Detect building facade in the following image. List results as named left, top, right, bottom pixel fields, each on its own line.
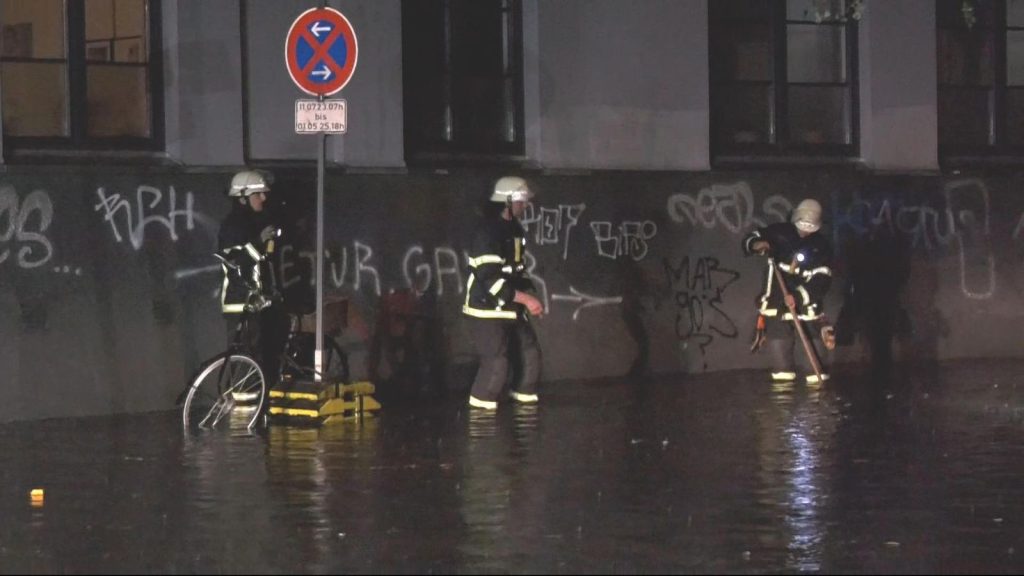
left=2, top=0, right=1021, bottom=421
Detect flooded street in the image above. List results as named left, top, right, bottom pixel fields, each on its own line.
left=2, top=360, right=1023, bottom=573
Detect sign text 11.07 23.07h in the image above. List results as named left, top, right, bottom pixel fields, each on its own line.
left=295, top=99, right=347, bottom=134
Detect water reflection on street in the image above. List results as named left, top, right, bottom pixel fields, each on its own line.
left=2, top=360, right=1024, bottom=573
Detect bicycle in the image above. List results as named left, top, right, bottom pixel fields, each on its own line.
left=181, top=258, right=350, bottom=433
left=180, top=286, right=273, bottom=433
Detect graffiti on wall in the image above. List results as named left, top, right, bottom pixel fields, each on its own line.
left=94, top=185, right=196, bottom=251
left=521, top=203, right=586, bottom=260
left=663, top=255, right=740, bottom=363
left=273, top=239, right=621, bottom=321
left=590, top=220, right=658, bottom=261
left=522, top=202, right=658, bottom=261
left=550, top=287, right=623, bottom=321
left=0, top=186, right=55, bottom=270
left=833, top=179, right=996, bottom=300
left=666, top=181, right=792, bottom=233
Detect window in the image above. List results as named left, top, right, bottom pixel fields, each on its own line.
left=0, top=0, right=161, bottom=151
left=401, top=0, right=524, bottom=162
left=937, top=0, right=1024, bottom=155
left=709, top=0, right=858, bottom=158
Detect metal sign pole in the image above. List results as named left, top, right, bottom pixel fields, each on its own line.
left=315, top=93, right=325, bottom=382
left=286, top=0, right=357, bottom=385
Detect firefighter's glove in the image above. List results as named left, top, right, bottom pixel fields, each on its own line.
left=260, top=226, right=278, bottom=244
left=246, top=295, right=271, bottom=313
left=821, top=325, right=836, bottom=350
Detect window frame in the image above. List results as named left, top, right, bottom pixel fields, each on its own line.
left=709, top=0, right=860, bottom=161
left=1, top=0, right=164, bottom=153
left=400, top=0, right=526, bottom=165
left=936, top=0, right=1024, bottom=159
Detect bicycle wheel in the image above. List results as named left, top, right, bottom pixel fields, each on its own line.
left=182, top=354, right=266, bottom=432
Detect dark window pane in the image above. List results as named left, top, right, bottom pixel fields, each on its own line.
left=710, top=0, right=771, bottom=21
left=451, top=75, right=512, bottom=150
left=937, top=29, right=995, bottom=85
left=713, top=84, right=773, bottom=145
left=972, top=0, right=998, bottom=27
left=942, top=0, right=996, bottom=28
left=1, top=62, right=68, bottom=136
left=1005, top=88, right=1024, bottom=145
left=937, top=0, right=969, bottom=27
left=938, top=87, right=993, bottom=146
left=786, top=0, right=845, bottom=22
left=87, top=64, right=150, bottom=137
left=787, top=24, right=846, bottom=82
left=402, top=0, right=522, bottom=157
left=407, top=81, right=452, bottom=145
left=787, top=85, right=850, bottom=144
left=401, top=0, right=447, bottom=73
left=711, top=22, right=772, bottom=82
left=938, top=0, right=996, bottom=28
left=501, top=77, right=517, bottom=143
left=450, top=0, right=504, bottom=74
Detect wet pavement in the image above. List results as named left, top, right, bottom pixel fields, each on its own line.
left=2, top=359, right=1024, bottom=574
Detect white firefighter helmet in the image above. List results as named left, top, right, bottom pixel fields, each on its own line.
left=228, top=170, right=271, bottom=197
left=490, top=176, right=533, bottom=203
left=791, top=198, right=822, bottom=233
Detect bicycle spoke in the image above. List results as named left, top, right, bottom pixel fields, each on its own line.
left=198, top=397, right=229, bottom=428
left=184, top=354, right=266, bottom=433
left=209, top=396, right=235, bottom=428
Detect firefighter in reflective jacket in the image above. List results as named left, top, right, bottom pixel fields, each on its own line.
left=217, top=169, right=288, bottom=383
left=462, top=176, right=545, bottom=410
left=743, top=199, right=836, bottom=384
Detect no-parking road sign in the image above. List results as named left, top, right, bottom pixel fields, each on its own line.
left=285, top=7, right=358, bottom=96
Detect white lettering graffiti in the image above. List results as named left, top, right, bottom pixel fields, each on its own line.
left=0, top=186, right=54, bottom=269
left=946, top=179, right=995, bottom=300
left=521, top=203, right=587, bottom=259
left=666, top=181, right=791, bottom=233
left=94, top=185, right=195, bottom=250
left=354, top=241, right=381, bottom=296
left=590, top=220, right=657, bottom=260
left=274, top=242, right=382, bottom=298
left=401, top=245, right=464, bottom=296
left=403, top=246, right=431, bottom=294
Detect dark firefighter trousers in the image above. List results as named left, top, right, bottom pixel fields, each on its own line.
left=468, top=317, right=541, bottom=402
left=225, top=307, right=289, bottom=388
left=767, top=317, right=829, bottom=380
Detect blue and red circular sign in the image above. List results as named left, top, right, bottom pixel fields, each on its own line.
left=285, top=7, right=358, bottom=96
